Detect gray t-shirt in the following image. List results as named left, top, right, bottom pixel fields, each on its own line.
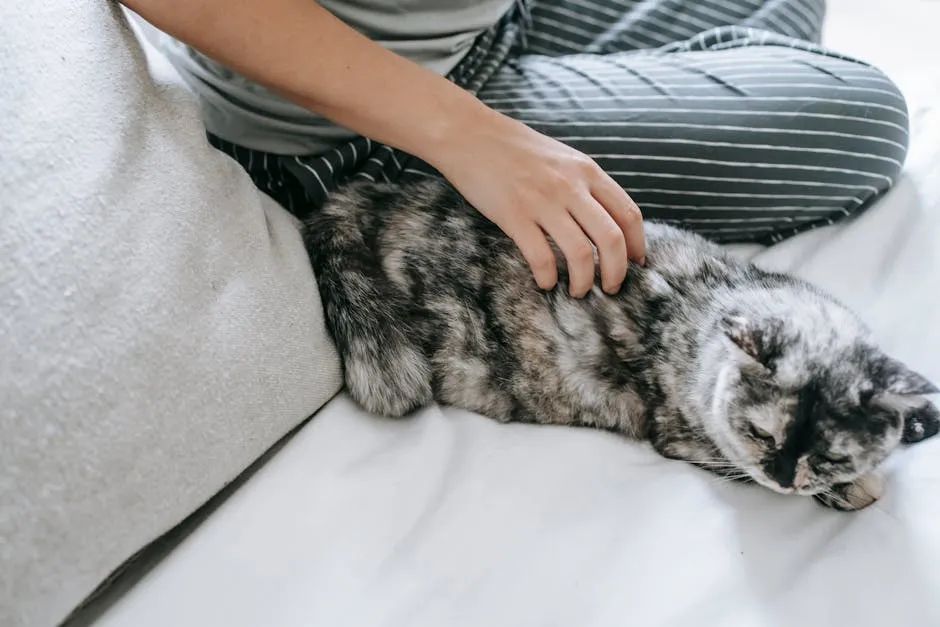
left=159, top=0, right=517, bottom=155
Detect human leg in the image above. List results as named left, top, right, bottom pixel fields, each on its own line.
left=522, top=0, right=826, bottom=54
left=468, top=25, right=908, bottom=243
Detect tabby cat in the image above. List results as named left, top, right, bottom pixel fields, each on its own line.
left=302, top=179, right=939, bottom=511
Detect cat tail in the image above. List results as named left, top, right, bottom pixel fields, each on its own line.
left=302, top=196, right=433, bottom=418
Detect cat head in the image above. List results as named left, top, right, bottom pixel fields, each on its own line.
left=704, top=295, right=938, bottom=497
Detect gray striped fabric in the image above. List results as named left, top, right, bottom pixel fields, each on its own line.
left=211, top=0, right=909, bottom=244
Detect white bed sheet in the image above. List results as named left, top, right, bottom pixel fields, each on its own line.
left=91, top=2, right=940, bottom=626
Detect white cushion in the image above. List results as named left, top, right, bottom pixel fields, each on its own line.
left=0, top=3, right=342, bottom=626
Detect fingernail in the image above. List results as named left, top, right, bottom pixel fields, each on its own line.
left=639, top=256, right=647, bottom=267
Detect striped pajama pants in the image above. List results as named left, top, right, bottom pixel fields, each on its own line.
left=211, top=0, right=909, bottom=244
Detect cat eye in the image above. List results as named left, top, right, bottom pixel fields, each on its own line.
left=748, top=424, right=774, bottom=441
left=820, top=452, right=850, bottom=464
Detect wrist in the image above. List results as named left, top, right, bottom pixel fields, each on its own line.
left=408, top=84, right=498, bottom=168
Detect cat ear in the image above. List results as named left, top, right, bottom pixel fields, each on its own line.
left=872, top=356, right=939, bottom=397
left=720, top=313, right=782, bottom=369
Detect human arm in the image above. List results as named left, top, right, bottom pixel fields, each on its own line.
left=120, top=0, right=646, bottom=296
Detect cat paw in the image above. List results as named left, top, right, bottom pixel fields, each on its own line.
left=902, top=401, right=940, bottom=444
left=652, top=438, right=692, bottom=461
left=813, top=472, right=885, bottom=512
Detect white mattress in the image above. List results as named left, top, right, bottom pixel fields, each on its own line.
left=90, top=2, right=940, bottom=626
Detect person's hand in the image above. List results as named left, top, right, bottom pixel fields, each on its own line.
left=429, top=106, right=646, bottom=298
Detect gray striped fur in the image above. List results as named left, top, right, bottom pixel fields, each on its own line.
left=304, top=178, right=938, bottom=512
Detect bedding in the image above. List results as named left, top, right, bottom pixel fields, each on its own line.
left=77, top=1, right=940, bottom=626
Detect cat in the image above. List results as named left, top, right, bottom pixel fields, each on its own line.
left=302, top=178, right=940, bottom=512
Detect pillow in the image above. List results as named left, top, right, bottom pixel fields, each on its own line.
left=0, top=3, right=343, bottom=626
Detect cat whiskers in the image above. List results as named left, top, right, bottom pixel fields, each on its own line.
left=692, top=459, right=748, bottom=473
left=702, top=472, right=752, bottom=489
left=689, top=459, right=752, bottom=485
left=690, top=460, right=739, bottom=468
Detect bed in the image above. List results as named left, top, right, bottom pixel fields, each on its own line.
left=83, top=2, right=940, bottom=625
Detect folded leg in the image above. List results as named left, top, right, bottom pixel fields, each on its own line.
left=464, top=26, right=908, bottom=244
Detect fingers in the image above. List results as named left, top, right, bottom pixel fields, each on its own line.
left=540, top=211, right=598, bottom=298
left=569, top=194, right=628, bottom=295
left=463, top=144, right=644, bottom=298
left=592, top=171, right=647, bottom=266
left=515, top=174, right=645, bottom=298
left=507, top=220, right=559, bottom=291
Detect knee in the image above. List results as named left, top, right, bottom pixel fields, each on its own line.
left=775, top=54, right=910, bottom=222
left=753, top=56, right=912, bottom=241
left=815, top=58, right=910, bottom=192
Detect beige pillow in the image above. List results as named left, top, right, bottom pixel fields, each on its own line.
left=0, top=3, right=342, bottom=626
